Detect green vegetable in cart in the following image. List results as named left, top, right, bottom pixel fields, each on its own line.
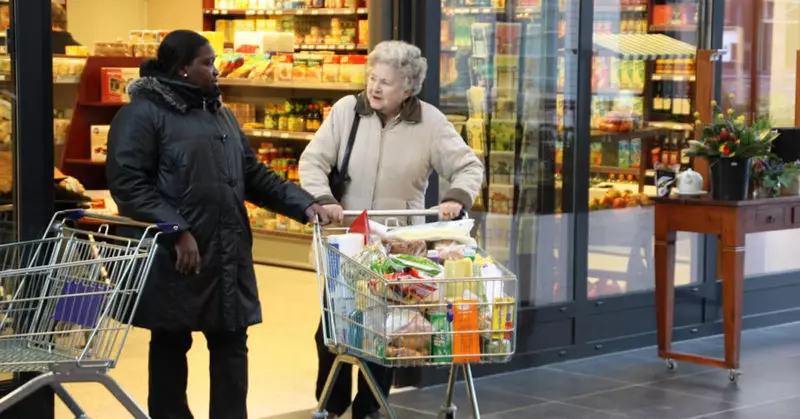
left=390, top=254, right=443, bottom=276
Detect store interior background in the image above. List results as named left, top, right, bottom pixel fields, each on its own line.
left=14, top=0, right=800, bottom=417
left=56, top=1, right=352, bottom=418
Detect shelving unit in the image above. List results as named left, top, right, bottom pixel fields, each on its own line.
left=200, top=0, right=372, bottom=270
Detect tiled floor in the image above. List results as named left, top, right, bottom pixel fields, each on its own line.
left=269, top=322, right=800, bottom=419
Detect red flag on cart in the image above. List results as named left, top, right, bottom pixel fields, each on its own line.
left=349, top=210, right=370, bottom=245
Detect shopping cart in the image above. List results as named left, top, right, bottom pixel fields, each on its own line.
left=312, top=210, right=518, bottom=419
left=0, top=209, right=178, bottom=419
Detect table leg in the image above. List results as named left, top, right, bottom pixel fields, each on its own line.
left=720, top=228, right=745, bottom=371
left=654, top=212, right=676, bottom=357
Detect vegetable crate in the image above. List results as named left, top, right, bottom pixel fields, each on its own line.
left=312, top=210, right=519, bottom=419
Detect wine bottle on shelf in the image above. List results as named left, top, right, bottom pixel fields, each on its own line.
left=662, top=81, right=673, bottom=114
left=660, top=136, right=671, bottom=164
left=680, top=137, right=692, bottom=167
left=653, top=81, right=663, bottom=112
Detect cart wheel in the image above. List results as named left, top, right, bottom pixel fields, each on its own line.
left=438, top=404, right=457, bottom=419
left=665, top=358, right=677, bottom=371
left=729, top=369, right=741, bottom=383
left=311, top=411, right=328, bottom=419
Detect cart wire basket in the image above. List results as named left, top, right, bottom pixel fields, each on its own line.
left=312, top=210, right=518, bottom=419
left=0, top=209, right=177, bottom=419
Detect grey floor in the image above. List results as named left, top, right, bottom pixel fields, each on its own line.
left=267, top=321, right=800, bottom=419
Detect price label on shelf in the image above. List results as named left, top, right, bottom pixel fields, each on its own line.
left=326, top=9, right=335, bottom=15
left=256, top=10, right=265, bottom=15
left=275, top=10, right=283, bottom=14
left=212, top=9, right=220, bottom=14
left=481, top=7, right=491, bottom=13
left=674, top=76, right=684, bottom=81
left=346, top=44, right=355, bottom=50
left=246, top=10, right=255, bottom=15
left=220, top=10, right=228, bottom=15
left=280, top=133, right=290, bottom=139
left=252, top=130, right=264, bottom=137
left=311, top=9, right=320, bottom=15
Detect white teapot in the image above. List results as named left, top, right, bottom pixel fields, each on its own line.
left=675, top=169, right=704, bottom=195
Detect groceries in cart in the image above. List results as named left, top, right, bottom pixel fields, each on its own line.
left=318, top=211, right=517, bottom=367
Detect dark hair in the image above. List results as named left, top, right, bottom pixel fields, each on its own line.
left=156, top=30, right=210, bottom=76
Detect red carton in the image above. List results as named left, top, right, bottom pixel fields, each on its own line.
left=100, top=67, right=139, bottom=103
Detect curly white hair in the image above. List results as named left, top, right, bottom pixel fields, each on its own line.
left=367, top=40, right=428, bottom=96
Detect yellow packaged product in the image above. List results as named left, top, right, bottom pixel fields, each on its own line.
left=490, top=297, right=514, bottom=340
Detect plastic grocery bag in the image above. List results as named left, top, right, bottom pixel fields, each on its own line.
left=386, top=219, right=477, bottom=247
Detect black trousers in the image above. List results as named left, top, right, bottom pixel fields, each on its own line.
left=148, top=329, right=249, bottom=419
left=315, top=317, right=393, bottom=419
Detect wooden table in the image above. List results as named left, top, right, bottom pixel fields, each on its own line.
left=654, top=195, right=800, bottom=382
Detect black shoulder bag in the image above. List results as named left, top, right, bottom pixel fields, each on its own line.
left=328, top=109, right=361, bottom=202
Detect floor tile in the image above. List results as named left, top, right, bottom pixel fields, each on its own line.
left=567, top=385, right=732, bottom=419
left=698, top=395, right=800, bottom=419
left=484, top=401, right=624, bottom=419
left=550, top=350, right=714, bottom=385
left=389, top=380, right=546, bottom=415
left=477, top=367, right=630, bottom=401
left=262, top=405, right=435, bottom=419
left=646, top=367, right=800, bottom=407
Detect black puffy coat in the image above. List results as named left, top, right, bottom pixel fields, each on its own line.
left=106, top=69, right=315, bottom=332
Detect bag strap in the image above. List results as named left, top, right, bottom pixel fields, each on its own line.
left=338, top=100, right=361, bottom=180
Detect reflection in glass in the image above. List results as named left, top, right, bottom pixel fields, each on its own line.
left=439, top=0, right=579, bottom=306
left=586, top=0, right=703, bottom=298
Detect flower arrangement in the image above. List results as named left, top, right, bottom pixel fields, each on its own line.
left=752, top=158, right=800, bottom=196
left=686, top=94, right=779, bottom=160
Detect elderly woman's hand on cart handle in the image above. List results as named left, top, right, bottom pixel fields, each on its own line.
left=306, top=203, right=332, bottom=225
left=436, top=202, right=464, bottom=221
left=320, top=204, right=344, bottom=224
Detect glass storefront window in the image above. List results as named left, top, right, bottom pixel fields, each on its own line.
left=586, top=0, right=703, bottom=298
left=439, top=0, right=581, bottom=306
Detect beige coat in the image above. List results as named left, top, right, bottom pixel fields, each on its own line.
left=299, top=93, right=484, bottom=224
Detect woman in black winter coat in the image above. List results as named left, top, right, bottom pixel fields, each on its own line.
left=106, top=30, right=329, bottom=419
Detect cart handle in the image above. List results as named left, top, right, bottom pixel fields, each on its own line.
left=340, top=209, right=468, bottom=219
left=58, top=209, right=180, bottom=233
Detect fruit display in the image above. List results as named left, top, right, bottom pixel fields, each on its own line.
left=597, top=111, right=642, bottom=133
left=589, top=188, right=651, bottom=211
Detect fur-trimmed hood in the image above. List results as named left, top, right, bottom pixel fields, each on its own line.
left=127, top=77, right=222, bottom=113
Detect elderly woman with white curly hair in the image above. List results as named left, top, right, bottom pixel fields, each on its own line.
left=300, top=40, right=484, bottom=419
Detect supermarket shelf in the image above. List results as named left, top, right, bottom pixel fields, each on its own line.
left=244, top=129, right=314, bottom=141
left=555, top=164, right=640, bottom=176
left=54, top=76, right=81, bottom=84
left=218, top=78, right=364, bottom=91
left=294, top=43, right=368, bottom=51
left=592, top=88, right=644, bottom=96
left=589, top=166, right=641, bottom=176
left=78, top=101, right=127, bottom=107
left=252, top=228, right=311, bottom=241
left=652, top=74, right=696, bottom=82
left=595, top=4, right=648, bottom=13
left=591, top=126, right=671, bottom=141
left=204, top=7, right=367, bottom=16
left=650, top=24, right=697, bottom=33
left=64, top=158, right=105, bottom=166
left=252, top=228, right=313, bottom=270
left=444, top=6, right=505, bottom=15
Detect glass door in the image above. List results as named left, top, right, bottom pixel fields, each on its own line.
left=438, top=0, right=582, bottom=307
